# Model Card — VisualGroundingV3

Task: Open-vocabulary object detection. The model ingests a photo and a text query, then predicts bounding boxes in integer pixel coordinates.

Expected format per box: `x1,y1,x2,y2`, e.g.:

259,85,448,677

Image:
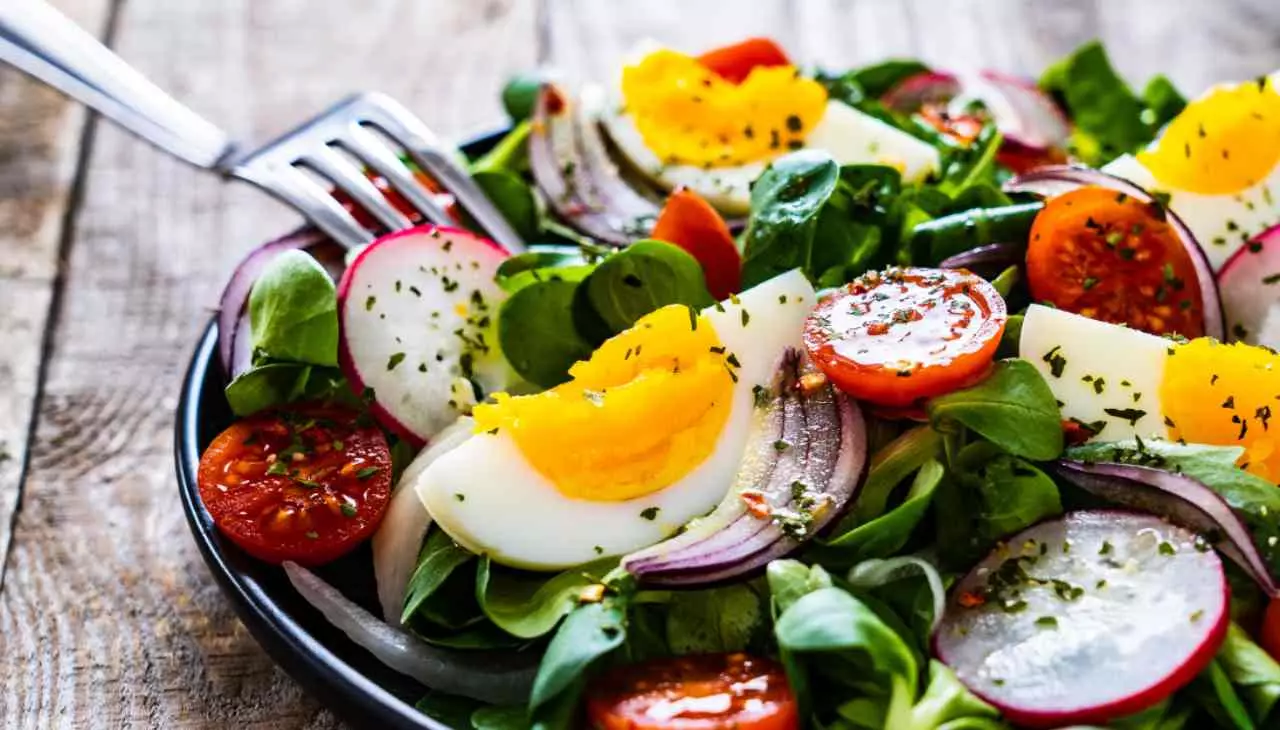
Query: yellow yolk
473,305,734,501
620,49,828,168
1162,338,1280,482
1138,77,1280,195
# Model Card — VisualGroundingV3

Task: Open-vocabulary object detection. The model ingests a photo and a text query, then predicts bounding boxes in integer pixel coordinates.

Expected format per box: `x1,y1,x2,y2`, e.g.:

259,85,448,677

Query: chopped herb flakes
639,507,660,521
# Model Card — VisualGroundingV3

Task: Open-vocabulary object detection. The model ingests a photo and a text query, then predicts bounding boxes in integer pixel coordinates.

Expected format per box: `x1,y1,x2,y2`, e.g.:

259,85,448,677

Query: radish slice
1005,165,1226,340
880,71,962,112
372,417,475,625
958,70,1071,151
337,225,512,446
1218,224,1280,345
934,510,1228,728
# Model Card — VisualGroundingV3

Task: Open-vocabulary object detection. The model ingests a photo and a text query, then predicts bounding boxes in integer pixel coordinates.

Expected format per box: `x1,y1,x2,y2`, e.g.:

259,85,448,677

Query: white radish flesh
337,225,512,445
934,510,1228,728
1218,224,1280,347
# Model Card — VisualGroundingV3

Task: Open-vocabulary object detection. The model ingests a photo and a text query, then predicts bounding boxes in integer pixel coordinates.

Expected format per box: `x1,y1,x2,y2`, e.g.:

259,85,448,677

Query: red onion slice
1052,459,1280,598
1004,165,1225,340
1218,223,1280,346
623,351,868,586
960,70,1071,151
529,84,660,246
283,561,535,704
216,229,342,377
938,242,1022,276
880,71,962,112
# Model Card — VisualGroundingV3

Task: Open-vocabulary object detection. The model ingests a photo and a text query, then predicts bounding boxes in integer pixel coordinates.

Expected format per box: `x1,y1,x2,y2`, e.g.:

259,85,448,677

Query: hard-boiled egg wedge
1022,303,1280,482
601,45,940,215
1102,74,1280,271
416,270,815,571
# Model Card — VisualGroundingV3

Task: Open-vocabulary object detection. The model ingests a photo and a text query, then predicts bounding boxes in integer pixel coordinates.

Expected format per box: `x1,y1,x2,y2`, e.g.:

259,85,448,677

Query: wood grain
0,0,1278,727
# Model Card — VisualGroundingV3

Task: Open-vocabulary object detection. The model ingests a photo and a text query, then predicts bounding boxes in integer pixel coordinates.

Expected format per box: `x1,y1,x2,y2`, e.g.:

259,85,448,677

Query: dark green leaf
502,74,546,122
496,247,590,293
471,705,529,730
848,60,932,98
498,276,596,387
927,359,1064,460
820,458,944,564
908,202,1042,266
402,528,476,625
1039,41,1153,165
664,584,764,654
415,690,483,729
472,170,539,241
577,241,713,338
529,596,628,713
223,363,350,416
1216,623,1280,725
1188,658,1256,730
1143,74,1187,130
907,660,1002,729
248,249,339,366
476,556,617,640
742,151,841,287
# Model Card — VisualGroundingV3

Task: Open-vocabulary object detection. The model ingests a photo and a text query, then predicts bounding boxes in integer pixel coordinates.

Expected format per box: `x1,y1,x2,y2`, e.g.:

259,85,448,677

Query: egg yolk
1162,338,1280,482
620,49,828,168
473,305,735,501
1138,77,1280,195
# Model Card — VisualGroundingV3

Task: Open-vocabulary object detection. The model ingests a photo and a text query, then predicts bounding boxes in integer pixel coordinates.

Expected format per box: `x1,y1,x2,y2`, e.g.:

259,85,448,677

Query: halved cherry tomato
1026,186,1206,337
651,188,742,299
1261,598,1280,662
804,267,1007,407
335,168,460,230
696,38,791,84
585,653,798,730
197,405,393,566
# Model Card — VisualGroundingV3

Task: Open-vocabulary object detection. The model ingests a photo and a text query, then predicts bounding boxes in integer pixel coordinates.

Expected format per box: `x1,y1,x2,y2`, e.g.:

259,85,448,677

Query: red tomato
804,267,1007,407
696,38,791,84
651,188,742,299
585,653,799,730
1261,598,1280,662
1026,186,1205,337
919,104,986,147
197,405,393,566
334,168,460,230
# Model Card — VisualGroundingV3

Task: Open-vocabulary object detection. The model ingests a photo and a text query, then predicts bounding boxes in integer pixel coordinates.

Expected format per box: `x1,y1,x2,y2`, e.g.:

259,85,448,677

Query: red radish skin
1218,224,1280,345
880,71,963,112
337,225,511,447
934,510,1229,728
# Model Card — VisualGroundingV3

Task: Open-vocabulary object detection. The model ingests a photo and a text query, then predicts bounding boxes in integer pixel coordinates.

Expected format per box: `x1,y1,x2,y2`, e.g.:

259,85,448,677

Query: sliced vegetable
372,417,474,625
937,242,1022,278
528,84,660,245
1025,185,1207,337
1051,459,1280,597
216,229,334,377
584,653,798,730
935,510,1229,728
197,405,392,566
1218,224,1280,345
696,37,791,84
959,70,1071,152
880,71,962,113
804,267,1007,408
283,561,537,705
623,350,867,587
336,225,511,445
650,188,742,299
1006,165,1225,340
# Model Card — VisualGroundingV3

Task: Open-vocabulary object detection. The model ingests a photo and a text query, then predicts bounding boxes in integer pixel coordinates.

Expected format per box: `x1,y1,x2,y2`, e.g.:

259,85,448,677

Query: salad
195,35,1280,730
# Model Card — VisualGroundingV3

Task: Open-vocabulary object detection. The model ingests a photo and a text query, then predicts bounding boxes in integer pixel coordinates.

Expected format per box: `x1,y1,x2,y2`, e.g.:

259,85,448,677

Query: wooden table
1,0,1276,726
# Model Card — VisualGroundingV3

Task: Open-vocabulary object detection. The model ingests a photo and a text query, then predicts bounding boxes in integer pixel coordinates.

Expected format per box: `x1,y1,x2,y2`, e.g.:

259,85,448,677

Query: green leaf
848,60,931,98
402,528,476,625
529,595,628,713
908,202,1042,266
497,276,596,388
927,359,1064,460
495,247,591,293
1064,439,1280,578
248,249,339,366
1217,623,1280,725
820,458,944,564
470,705,528,730
1110,698,1194,730
742,150,841,287
576,241,713,339
845,425,943,525
471,120,532,175
664,584,764,654
1143,74,1187,130
415,690,483,729
775,587,918,696
1039,41,1159,165
936,125,1003,197
908,661,1002,729
1188,658,1256,730
476,556,617,640
766,560,833,617
501,74,546,122
472,169,539,241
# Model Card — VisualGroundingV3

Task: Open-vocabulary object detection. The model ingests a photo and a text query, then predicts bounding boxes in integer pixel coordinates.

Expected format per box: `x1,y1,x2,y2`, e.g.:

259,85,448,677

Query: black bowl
174,130,508,730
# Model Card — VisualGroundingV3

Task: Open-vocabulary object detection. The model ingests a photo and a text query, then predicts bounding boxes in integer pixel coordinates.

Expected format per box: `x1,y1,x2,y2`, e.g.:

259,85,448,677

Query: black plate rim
174,128,510,730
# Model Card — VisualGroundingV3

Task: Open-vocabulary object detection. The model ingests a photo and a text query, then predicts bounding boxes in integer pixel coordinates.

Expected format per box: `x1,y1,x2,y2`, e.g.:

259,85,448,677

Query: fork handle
0,0,235,169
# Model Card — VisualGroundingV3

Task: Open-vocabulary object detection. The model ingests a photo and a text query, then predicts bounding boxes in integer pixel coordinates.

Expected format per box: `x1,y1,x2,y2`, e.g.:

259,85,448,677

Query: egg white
601,92,941,216
1103,151,1280,273
1019,304,1171,442
415,270,816,571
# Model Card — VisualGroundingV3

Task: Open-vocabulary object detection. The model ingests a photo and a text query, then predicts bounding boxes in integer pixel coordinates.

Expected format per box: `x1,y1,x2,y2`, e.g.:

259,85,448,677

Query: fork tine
341,124,455,228
239,164,373,249
353,93,526,253
302,146,412,232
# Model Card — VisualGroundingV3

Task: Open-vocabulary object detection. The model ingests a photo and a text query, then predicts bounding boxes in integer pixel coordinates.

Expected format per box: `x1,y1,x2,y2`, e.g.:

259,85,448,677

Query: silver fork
0,0,525,253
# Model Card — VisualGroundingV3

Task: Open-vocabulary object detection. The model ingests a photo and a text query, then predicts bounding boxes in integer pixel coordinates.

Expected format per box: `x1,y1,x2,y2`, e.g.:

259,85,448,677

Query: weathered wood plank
0,0,536,726
0,0,113,590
